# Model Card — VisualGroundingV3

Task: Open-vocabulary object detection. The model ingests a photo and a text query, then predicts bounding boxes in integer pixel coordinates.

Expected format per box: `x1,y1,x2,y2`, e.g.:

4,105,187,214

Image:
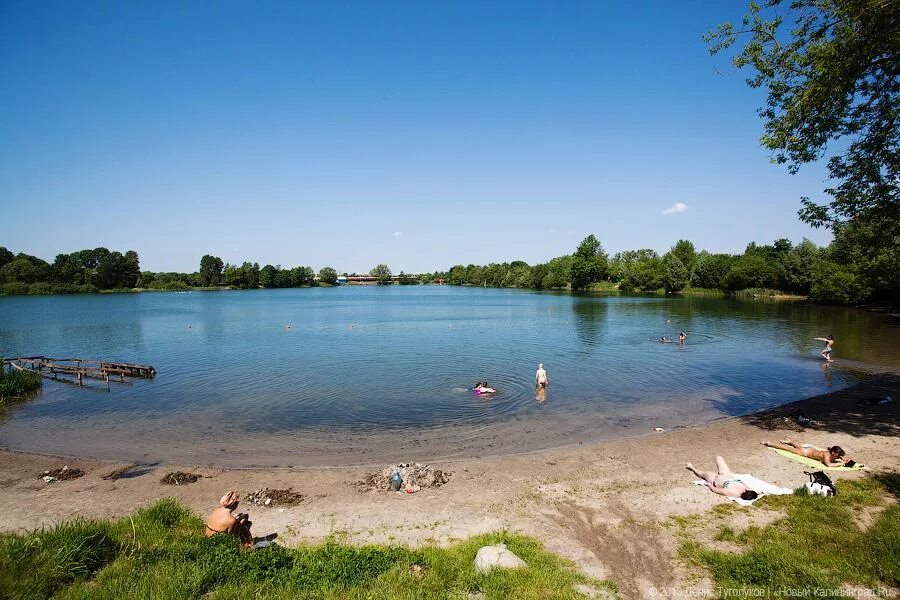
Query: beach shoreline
1,374,897,597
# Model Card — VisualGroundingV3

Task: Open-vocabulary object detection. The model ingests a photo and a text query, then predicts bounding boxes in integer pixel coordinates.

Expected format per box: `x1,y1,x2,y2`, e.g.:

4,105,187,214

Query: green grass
0,499,613,600
0,360,41,404
677,474,900,597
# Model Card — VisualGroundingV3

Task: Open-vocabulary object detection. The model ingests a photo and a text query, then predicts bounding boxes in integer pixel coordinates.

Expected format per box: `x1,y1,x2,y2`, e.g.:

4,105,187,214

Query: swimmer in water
474,382,496,394
679,331,686,343
660,336,672,343
814,335,834,362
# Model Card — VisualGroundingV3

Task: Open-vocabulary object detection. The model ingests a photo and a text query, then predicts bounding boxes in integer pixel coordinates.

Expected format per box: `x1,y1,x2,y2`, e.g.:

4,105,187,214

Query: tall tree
570,234,609,290
706,0,899,230
370,264,392,285
199,255,224,286
670,240,698,276
318,266,338,285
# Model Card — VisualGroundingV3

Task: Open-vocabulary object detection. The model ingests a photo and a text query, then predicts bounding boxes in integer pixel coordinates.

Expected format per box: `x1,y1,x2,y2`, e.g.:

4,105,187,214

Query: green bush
28,282,54,295
0,281,29,295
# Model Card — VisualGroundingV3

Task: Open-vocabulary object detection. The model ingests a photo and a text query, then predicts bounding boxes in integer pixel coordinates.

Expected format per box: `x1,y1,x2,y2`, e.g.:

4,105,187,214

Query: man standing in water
815,335,834,362
535,363,549,388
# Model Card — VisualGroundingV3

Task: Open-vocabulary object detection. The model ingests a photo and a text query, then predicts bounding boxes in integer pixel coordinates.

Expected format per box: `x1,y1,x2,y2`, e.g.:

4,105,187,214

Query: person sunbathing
206,491,253,547
686,456,758,501
761,439,846,467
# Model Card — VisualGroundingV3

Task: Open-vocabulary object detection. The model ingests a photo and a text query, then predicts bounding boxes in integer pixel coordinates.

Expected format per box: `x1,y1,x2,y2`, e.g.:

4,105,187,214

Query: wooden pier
4,356,156,391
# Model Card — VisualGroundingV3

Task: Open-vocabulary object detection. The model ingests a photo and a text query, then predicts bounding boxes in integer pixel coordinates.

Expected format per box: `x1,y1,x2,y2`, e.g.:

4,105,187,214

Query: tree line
438,228,896,305
1,226,895,305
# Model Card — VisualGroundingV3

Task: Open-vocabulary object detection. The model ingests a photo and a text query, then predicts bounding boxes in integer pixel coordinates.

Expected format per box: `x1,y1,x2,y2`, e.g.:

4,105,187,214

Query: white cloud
393,231,402,237
661,202,688,215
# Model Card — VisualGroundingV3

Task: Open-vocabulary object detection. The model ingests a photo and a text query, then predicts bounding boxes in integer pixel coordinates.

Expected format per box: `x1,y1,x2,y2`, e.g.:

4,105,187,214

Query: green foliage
570,235,608,290
670,239,697,275
198,255,224,286
808,260,870,305
370,264,392,285
0,500,608,599
692,252,737,290
661,254,689,294
679,475,900,595
723,254,781,292
318,266,338,285
707,0,899,230
616,250,663,292
0,247,13,270
0,361,41,403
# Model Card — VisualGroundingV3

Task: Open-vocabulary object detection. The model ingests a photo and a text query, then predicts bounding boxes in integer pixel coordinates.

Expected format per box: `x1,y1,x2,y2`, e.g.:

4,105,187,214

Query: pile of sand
40,466,84,482
160,471,201,485
245,488,304,507
358,462,450,492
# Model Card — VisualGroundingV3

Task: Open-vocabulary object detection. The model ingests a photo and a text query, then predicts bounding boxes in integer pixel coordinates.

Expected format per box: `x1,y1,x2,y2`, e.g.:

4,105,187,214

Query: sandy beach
1,374,897,598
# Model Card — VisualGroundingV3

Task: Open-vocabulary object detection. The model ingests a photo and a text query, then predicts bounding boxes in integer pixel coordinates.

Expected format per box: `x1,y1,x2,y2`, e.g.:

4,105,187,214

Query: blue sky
0,1,834,273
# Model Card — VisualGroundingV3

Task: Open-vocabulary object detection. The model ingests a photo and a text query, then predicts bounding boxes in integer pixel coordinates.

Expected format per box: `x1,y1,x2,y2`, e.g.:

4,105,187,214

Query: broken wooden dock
4,356,156,391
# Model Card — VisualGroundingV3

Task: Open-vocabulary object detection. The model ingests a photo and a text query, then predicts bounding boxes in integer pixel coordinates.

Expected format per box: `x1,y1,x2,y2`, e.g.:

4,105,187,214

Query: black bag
805,471,836,496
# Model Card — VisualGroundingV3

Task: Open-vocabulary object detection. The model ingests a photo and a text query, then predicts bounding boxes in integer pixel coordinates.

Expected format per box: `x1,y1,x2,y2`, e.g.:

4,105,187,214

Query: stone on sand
474,543,527,573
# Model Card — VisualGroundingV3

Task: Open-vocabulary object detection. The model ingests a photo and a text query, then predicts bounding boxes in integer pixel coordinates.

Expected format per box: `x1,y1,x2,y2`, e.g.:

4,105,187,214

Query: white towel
693,473,794,506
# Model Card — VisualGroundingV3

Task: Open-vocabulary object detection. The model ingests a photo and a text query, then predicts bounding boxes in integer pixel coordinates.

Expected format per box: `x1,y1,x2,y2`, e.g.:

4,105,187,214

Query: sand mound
160,471,201,485
358,462,450,492
246,488,304,507
40,466,84,482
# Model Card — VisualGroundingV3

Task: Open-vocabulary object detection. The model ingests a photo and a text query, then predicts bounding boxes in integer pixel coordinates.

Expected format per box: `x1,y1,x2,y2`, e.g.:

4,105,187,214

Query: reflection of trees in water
572,296,608,348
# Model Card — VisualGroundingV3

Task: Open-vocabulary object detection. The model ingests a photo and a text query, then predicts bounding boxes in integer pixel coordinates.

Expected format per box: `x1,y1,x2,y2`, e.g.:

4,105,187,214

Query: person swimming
660,336,672,343
474,382,496,394
679,331,686,343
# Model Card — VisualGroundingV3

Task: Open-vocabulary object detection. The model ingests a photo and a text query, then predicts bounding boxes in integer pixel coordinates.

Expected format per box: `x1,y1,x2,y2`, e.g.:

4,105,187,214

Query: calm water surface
1,287,897,466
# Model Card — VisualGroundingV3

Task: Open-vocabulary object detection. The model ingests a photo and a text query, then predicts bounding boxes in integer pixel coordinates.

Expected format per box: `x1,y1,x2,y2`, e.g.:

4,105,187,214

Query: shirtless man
686,457,758,501
535,363,549,388
815,335,834,362
762,439,846,467
206,491,253,546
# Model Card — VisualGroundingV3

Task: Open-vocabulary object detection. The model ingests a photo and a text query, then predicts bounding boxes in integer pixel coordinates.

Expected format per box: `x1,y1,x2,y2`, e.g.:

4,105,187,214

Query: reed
0,359,41,404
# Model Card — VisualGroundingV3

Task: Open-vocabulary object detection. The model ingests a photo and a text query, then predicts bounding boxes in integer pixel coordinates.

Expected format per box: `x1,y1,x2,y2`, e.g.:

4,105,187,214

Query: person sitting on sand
206,491,253,547
762,439,846,467
815,335,834,362
686,457,758,501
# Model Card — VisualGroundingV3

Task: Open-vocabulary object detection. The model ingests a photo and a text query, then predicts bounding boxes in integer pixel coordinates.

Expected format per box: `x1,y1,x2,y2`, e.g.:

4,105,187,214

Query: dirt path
1,376,897,597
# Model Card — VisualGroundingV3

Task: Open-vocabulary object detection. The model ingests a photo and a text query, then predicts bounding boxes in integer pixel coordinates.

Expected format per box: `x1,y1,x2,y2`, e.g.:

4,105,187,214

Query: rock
473,543,527,573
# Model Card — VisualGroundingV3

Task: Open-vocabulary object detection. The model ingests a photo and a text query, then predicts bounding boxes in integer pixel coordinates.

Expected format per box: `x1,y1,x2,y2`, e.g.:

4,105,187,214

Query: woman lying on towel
686,456,758,501
762,439,846,467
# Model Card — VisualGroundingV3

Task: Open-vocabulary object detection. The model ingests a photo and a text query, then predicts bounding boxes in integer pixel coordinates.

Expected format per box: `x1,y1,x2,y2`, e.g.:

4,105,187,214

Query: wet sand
0,375,897,598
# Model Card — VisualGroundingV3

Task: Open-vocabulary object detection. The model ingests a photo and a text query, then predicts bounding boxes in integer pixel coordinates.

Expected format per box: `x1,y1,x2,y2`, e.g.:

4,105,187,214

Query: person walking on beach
815,335,834,362
535,363,549,388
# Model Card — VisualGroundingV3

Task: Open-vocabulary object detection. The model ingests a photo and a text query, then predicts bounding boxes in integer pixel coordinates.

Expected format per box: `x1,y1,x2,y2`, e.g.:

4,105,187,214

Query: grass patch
678,475,900,596
0,359,41,404
0,499,610,599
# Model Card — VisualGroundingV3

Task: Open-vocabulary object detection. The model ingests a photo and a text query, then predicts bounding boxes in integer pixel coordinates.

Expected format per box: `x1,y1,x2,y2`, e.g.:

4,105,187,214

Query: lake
1,287,897,467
